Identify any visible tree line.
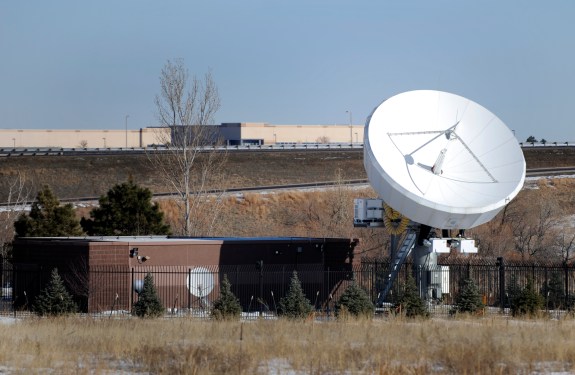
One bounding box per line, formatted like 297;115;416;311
14;179;170;239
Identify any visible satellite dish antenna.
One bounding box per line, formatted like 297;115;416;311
187;267;215;297
133;279;144;294
364;90;525;230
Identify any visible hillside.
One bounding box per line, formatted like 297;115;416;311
0;147;574;202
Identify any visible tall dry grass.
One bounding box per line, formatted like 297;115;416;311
70;176;575;260
155;177;575;261
1;316;575;374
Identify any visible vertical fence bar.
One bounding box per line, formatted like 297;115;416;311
130;268;134;312
563;260;570;307
497;257;505;311
187;268;191;313
12;264;16;318
7;259;575;318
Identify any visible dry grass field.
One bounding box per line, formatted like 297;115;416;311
1;316;575;374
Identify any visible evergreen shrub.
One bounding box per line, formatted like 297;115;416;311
511;278;544;317
394;273;429;318
33;268;78;317
335;282;374;319
132;273;164;318
451;278;484;316
278;271;313;320
211;274;242;320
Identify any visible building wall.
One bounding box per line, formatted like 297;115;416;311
227;122;364;145
12;237;359;313
0;123;364;148
0;128;168;149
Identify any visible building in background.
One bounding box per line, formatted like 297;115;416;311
0;123;364;148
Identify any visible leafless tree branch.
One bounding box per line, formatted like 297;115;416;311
149;59;227;236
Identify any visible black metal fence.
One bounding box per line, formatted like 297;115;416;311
2;257;575;318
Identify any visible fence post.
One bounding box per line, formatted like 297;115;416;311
130;267;134;311
188;268;191;313
373;261;377;302
564;261;569;309
12;264;16;318
497;257;505;311
541;266;550;313
256;260;263;317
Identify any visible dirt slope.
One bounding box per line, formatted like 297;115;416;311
0;147;573;202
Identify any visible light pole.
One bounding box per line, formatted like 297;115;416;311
103;138;106;148
273;133;277;144
355;132;358;143
346;110;352;144
125;115;129;148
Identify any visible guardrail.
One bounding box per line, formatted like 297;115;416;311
1;141;574;157
1;167;574;209
520;141;574;147
0;143;365;157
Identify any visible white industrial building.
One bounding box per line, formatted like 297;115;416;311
0;122;364;149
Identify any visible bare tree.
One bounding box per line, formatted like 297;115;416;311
0;172;30;258
508;192;559;260
553;229;575;264
316;136;330;144
150;59;226;236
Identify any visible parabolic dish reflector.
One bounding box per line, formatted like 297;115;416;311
364;90;525;229
187;267;215;297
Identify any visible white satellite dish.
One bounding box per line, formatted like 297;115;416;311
186;267;215;297
364;90;525;229
133;279;144;294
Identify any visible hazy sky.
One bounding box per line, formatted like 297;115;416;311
1;1;573;142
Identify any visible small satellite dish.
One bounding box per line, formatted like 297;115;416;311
364;90;525;229
133;279;144;294
186;267;215;297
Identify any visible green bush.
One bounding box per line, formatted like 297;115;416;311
506;274;522;308
81;179;170;236
278;271;313;320
211;274;242;320
542;271;565;310
511;278;544;317
33;268;78;317
15;186;83;237
335;282;374;319
451;278;484;315
132;273;164;318
394;273;429;318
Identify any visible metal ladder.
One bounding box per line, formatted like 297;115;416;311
376;229;417;305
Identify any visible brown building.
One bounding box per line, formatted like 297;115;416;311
12;236;360;314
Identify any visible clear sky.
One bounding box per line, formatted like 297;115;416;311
1;1;573;142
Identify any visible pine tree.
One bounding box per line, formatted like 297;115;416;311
14;186;83;237
511;277;544;317
335;282;375;319
132;273;164;318
394;273;429;318
543;271;565;309
506;274;522;308
451;278;484;315
33;268;78;316
211;274;242;320
278;271;313;319
81;179;170;236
